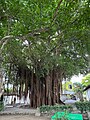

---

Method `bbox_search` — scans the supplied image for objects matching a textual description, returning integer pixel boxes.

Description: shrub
[0,101,4,111]
[39,104,73,113]
[75,101,90,113]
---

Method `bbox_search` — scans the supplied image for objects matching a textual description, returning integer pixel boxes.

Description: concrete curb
[87,112,90,120]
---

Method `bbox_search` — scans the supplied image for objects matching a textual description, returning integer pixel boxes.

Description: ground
[0,104,89,120]
[0,115,50,120]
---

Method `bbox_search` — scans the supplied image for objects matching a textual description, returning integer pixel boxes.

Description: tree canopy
[0,0,90,77]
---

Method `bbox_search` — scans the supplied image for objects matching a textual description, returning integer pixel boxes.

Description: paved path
[0,115,50,120]
[0,105,50,120]
[0,105,37,115]
[0,107,37,115]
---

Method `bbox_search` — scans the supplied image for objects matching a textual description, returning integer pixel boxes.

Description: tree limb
[52,0,63,22]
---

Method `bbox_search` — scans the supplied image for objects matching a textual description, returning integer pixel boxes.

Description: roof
[83,85,90,91]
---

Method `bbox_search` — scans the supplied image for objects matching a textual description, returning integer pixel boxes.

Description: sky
[71,74,83,83]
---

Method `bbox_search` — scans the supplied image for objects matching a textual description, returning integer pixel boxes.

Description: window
[69,84,72,89]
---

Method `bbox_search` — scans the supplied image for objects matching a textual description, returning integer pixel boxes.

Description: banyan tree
[0,0,90,107]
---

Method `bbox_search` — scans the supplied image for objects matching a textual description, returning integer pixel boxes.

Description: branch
[0,35,14,54]
[52,0,63,22]
[27,27,49,36]
[1,35,13,42]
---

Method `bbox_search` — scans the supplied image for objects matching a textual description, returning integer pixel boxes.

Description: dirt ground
[0,115,50,120]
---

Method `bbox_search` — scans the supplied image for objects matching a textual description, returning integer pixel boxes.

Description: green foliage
[62,81,73,91]
[75,101,90,113]
[39,105,73,113]
[73,82,84,101]
[4,88,13,93]
[73,82,84,93]
[82,73,90,86]
[0,101,4,111]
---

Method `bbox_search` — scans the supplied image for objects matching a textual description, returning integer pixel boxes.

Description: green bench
[51,112,83,120]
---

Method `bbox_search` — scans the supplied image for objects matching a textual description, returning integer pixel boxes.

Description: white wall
[3,91,30,106]
[86,88,90,101]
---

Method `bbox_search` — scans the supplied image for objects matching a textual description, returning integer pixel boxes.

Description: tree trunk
[25,69,28,99]
[30,71,34,107]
